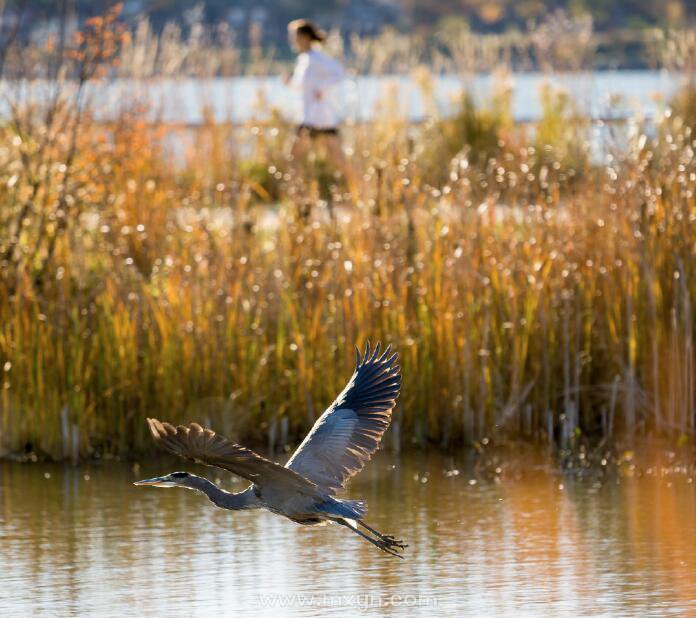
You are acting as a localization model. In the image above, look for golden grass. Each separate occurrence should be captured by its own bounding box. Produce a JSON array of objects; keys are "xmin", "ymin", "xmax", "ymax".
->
[
  {"xmin": 0, "ymin": 9, "xmax": 694, "ymax": 459},
  {"xmin": 0, "ymin": 85, "xmax": 693, "ymax": 460}
]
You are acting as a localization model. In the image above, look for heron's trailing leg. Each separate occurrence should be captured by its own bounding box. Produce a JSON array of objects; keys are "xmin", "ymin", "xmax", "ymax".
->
[
  {"xmin": 336, "ymin": 519, "xmax": 405, "ymax": 558},
  {"xmin": 358, "ymin": 520, "xmax": 407, "ymax": 549}
]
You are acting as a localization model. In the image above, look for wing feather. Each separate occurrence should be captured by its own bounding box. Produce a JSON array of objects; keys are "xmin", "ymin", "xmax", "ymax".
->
[
  {"xmin": 285, "ymin": 342, "xmax": 401, "ymax": 494},
  {"xmin": 146, "ymin": 418, "xmax": 319, "ymax": 495}
]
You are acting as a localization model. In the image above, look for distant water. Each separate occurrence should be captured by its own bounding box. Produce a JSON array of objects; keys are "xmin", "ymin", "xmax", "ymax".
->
[
  {"xmin": 1, "ymin": 71, "xmax": 684, "ymax": 125},
  {"xmin": 1, "ymin": 453, "xmax": 696, "ymax": 616}
]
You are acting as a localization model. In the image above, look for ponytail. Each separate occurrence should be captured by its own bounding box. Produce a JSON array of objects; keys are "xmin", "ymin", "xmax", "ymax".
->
[{"xmin": 289, "ymin": 19, "xmax": 326, "ymax": 43}]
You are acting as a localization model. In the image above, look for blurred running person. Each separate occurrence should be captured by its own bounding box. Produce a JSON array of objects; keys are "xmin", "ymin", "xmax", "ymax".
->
[{"xmin": 285, "ymin": 19, "xmax": 347, "ymax": 178}]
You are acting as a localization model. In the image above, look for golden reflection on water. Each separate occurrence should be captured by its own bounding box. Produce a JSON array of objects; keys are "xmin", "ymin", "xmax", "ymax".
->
[{"xmin": 1, "ymin": 453, "xmax": 695, "ymax": 616}]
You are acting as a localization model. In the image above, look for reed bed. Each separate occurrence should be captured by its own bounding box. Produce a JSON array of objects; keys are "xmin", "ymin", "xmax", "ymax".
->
[{"xmin": 0, "ymin": 10, "xmax": 694, "ymax": 460}]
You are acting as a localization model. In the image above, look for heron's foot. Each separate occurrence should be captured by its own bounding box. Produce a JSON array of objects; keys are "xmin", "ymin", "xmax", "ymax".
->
[
  {"xmin": 342, "ymin": 518, "xmax": 408, "ymax": 559},
  {"xmin": 381, "ymin": 534, "xmax": 407, "ymax": 550},
  {"xmin": 375, "ymin": 536, "xmax": 407, "ymax": 558}
]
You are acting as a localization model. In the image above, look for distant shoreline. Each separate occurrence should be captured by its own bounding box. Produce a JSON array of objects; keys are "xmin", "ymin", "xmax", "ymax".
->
[{"xmin": 0, "ymin": 70, "xmax": 686, "ymax": 125}]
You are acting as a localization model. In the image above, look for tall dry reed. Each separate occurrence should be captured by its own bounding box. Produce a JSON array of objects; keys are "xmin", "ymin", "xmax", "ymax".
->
[{"xmin": 0, "ymin": 8, "xmax": 693, "ymax": 459}]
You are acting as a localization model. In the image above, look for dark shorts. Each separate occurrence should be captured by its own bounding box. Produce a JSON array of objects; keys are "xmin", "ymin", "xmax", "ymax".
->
[{"xmin": 296, "ymin": 124, "xmax": 339, "ymax": 138}]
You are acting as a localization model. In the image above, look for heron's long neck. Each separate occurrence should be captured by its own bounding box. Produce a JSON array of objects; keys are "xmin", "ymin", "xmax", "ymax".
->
[{"xmin": 187, "ymin": 476, "xmax": 257, "ymax": 510}]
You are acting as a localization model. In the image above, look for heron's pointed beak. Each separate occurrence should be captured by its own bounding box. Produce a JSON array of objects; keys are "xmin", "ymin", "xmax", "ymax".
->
[{"xmin": 133, "ymin": 475, "xmax": 175, "ymax": 487}]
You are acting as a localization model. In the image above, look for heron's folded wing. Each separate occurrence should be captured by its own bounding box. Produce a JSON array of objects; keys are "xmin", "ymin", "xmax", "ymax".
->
[
  {"xmin": 285, "ymin": 342, "xmax": 401, "ymax": 494},
  {"xmin": 146, "ymin": 418, "xmax": 318, "ymax": 495}
]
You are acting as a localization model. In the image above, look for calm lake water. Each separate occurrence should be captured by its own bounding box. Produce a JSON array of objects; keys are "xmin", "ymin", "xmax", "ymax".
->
[
  {"xmin": 4, "ymin": 70, "xmax": 683, "ymax": 125},
  {"xmin": 1, "ymin": 452, "xmax": 695, "ymax": 616}
]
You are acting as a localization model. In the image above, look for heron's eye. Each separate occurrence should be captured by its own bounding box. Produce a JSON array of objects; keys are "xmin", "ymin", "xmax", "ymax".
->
[{"xmin": 170, "ymin": 472, "xmax": 189, "ymax": 478}]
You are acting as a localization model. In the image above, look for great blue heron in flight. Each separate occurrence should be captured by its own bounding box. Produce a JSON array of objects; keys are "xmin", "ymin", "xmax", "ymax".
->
[{"xmin": 135, "ymin": 342, "xmax": 406, "ymax": 557}]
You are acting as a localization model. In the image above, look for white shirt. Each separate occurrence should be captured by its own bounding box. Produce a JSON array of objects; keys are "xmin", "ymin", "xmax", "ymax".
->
[{"xmin": 290, "ymin": 49, "xmax": 345, "ymax": 129}]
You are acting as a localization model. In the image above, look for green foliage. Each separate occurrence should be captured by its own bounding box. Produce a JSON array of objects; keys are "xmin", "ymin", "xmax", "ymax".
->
[
  {"xmin": 238, "ymin": 160, "xmax": 282, "ymax": 203},
  {"xmin": 533, "ymin": 83, "xmax": 590, "ymax": 175},
  {"xmin": 669, "ymin": 81, "xmax": 696, "ymax": 131},
  {"xmin": 420, "ymin": 87, "xmax": 512, "ymax": 186},
  {"xmin": 444, "ymin": 93, "xmax": 505, "ymax": 163}
]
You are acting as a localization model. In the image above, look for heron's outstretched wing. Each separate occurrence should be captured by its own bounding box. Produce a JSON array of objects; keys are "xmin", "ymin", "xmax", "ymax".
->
[
  {"xmin": 146, "ymin": 418, "xmax": 319, "ymax": 495},
  {"xmin": 285, "ymin": 342, "xmax": 401, "ymax": 494}
]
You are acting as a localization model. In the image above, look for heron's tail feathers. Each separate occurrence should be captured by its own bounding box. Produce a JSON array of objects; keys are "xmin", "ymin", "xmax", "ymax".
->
[
  {"xmin": 341, "ymin": 499, "xmax": 368, "ymax": 519},
  {"xmin": 316, "ymin": 497, "xmax": 367, "ymax": 520}
]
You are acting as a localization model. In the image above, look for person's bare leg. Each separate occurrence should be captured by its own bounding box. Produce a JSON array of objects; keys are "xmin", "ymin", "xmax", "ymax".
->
[
  {"xmin": 288, "ymin": 132, "xmax": 313, "ymax": 217},
  {"xmin": 323, "ymin": 134, "xmax": 350, "ymax": 186},
  {"xmin": 289, "ymin": 132, "xmax": 311, "ymax": 176}
]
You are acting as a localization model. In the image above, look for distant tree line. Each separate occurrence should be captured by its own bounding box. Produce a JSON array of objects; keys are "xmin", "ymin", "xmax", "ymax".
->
[
  {"xmin": 0, "ymin": 0, "xmax": 693, "ymax": 70},
  {"xmin": 11, "ymin": 0, "xmax": 695, "ymax": 36}
]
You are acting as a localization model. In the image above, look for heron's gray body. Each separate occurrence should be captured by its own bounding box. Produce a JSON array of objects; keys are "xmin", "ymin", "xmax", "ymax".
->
[{"xmin": 135, "ymin": 343, "xmax": 406, "ymax": 557}]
